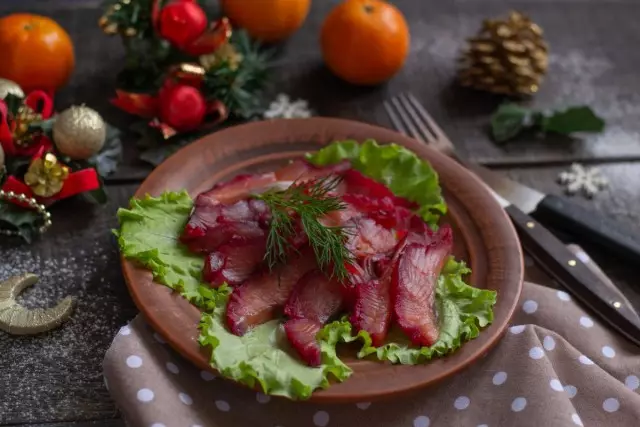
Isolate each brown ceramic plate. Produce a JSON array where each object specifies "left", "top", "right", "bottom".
[{"left": 121, "top": 117, "right": 523, "bottom": 403}]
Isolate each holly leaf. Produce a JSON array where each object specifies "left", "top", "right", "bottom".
[
  {"left": 5, "top": 156, "right": 31, "bottom": 177},
  {"left": 28, "top": 118, "right": 55, "bottom": 134},
  {"left": 0, "top": 200, "right": 41, "bottom": 243},
  {"left": 88, "top": 124, "right": 123, "bottom": 177},
  {"left": 3, "top": 94, "right": 24, "bottom": 115},
  {"left": 138, "top": 136, "right": 196, "bottom": 167},
  {"left": 490, "top": 103, "right": 533, "bottom": 143},
  {"left": 541, "top": 106, "right": 606, "bottom": 135}
]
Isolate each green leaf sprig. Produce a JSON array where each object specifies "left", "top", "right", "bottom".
[
  {"left": 490, "top": 103, "right": 605, "bottom": 143},
  {"left": 256, "top": 176, "right": 353, "bottom": 280}
]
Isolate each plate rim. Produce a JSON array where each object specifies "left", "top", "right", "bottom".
[{"left": 121, "top": 117, "right": 524, "bottom": 402}]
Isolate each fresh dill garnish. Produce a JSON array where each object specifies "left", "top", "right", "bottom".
[{"left": 256, "top": 175, "right": 353, "bottom": 280}]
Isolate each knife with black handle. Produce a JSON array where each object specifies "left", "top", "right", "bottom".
[
  {"left": 490, "top": 189, "right": 640, "bottom": 346},
  {"left": 468, "top": 164, "right": 640, "bottom": 265}
]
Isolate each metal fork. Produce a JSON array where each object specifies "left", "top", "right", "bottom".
[{"left": 383, "top": 93, "right": 458, "bottom": 159}]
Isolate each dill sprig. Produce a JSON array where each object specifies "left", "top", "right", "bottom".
[{"left": 256, "top": 176, "right": 353, "bottom": 280}]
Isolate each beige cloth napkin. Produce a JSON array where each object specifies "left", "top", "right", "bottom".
[{"left": 103, "top": 246, "right": 640, "bottom": 427}]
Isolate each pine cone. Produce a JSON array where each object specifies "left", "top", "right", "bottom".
[{"left": 458, "top": 11, "right": 549, "bottom": 96}]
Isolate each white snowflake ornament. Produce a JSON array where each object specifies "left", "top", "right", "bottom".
[
  {"left": 263, "top": 94, "right": 312, "bottom": 119},
  {"left": 558, "top": 163, "right": 608, "bottom": 198}
]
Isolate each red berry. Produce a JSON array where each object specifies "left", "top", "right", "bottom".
[
  {"left": 159, "top": 84, "right": 206, "bottom": 131},
  {"left": 159, "top": 1, "right": 208, "bottom": 48}
]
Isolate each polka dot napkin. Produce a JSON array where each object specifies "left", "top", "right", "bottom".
[{"left": 103, "top": 246, "right": 640, "bottom": 427}]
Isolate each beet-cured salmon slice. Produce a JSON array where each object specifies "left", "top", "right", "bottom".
[
  {"left": 283, "top": 318, "right": 323, "bottom": 367},
  {"left": 283, "top": 270, "right": 344, "bottom": 366},
  {"left": 350, "top": 278, "right": 392, "bottom": 347},
  {"left": 275, "top": 159, "right": 351, "bottom": 183},
  {"left": 203, "top": 237, "right": 267, "bottom": 287},
  {"left": 343, "top": 169, "right": 417, "bottom": 209},
  {"left": 284, "top": 270, "right": 344, "bottom": 323},
  {"left": 200, "top": 173, "right": 277, "bottom": 205},
  {"left": 346, "top": 218, "right": 399, "bottom": 258},
  {"left": 342, "top": 194, "right": 414, "bottom": 230},
  {"left": 181, "top": 198, "right": 270, "bottom": 253},
  {"left": 225, "top": 250, "right": 317, "bottom": 336},
  {"left": 392, "top": 225, "right": 453, "bottom": 347}
]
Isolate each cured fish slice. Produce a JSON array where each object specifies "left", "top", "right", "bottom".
[
  {"left": 283, "top": 270, "right": 344, "bottom": 366},
  {"left": 392, "top": 225, "right": 453, "bottom": 347},
  {"left": 225, "top": 249, "right": 317, "bottom": 336},
  {"left": 203, "top": 237, "right": 267, "bottom": 287}
]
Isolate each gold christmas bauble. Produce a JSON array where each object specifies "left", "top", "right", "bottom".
[
  {"left": 458, "top": 11, "right": 548, "bottom": 97},
  {"left": 0, "top": 78, "right": 24, "bottom": 100},
  {"left": 52, "top": 105, "right": 107, "bottom": 160}
]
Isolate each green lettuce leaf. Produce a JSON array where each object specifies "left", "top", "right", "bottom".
[
  {"left": 356, "top": 258, "right": 497, "bottom": 364},
  {"left": 198, "top": 293, "right": 354, "bottom": 400},
  {"left": 306, "top": 139, "right": 447, "bottom": 226},
  {"left": 113, "top": 191, "right": 224, "bottom": 309},
  {"left": 115, "top": 191, "right": 354, "bottom": 400}
]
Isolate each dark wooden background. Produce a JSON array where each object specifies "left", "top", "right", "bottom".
[{"left": 1, "top": 0, "right": 639, "bottom": 426}]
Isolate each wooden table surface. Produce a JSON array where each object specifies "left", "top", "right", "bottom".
[{"left": 1, "top": 0, "right": 639, "bottom": 426}]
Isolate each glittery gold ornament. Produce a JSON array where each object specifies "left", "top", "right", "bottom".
[
  {"left": 24, "top": 153, "right": 70, "bottom": 198},
  {"left": 458, "top": 11, "right": 549, "bottom": 96},
  {"left": 52, "top": 105, "right": 107, "bottom": 160},
  {"left": 0, "top": 78, "right": 24, "bottom": 100},
  {"left": 200, "top": 41, "right": 244, "bottom": 71},
  {"left": 0, "top": 274, "right": 74, "bottom": 335},
  {"left": 12, "top": 105, "right": 43, "bottom": 147}
]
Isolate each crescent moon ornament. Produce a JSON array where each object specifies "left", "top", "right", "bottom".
[{"left": 0, "top": 274, "right": 75, "bottom": 335}]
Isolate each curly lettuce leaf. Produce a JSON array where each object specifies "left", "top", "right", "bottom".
[
  {"left": 116, "top": 191, "right": 353, "bottom": 400},
  {"left": 356, "top": 258, "right": 496, "bottom": 364},
  {"left": 114, "top": 191, "right": 224, "bottom": 309},
  {"left": 306, "top": 139, "right": 447, "bottom": 226},
  {"left": 198, "top": 294, "right": 354, "bottom": 400}
]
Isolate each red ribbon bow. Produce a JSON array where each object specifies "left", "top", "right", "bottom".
[
  {"left": 0, "top": 90, "right": 55, "bottom": 157},
  {"left": 1, "top": 147, "right": 100, "bottom": 209}
]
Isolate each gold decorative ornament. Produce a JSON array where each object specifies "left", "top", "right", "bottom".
[
  {"left": 52, "top": 105, "right": 107, "bottom": 160},
  {"left": 24, "top": 153, "right": 70, "bottom": 198},
  {"left": 0, "top": 274, "right": 74, "bottom": 335},
  {"left": 0, "top": 189, "right": 52, "bottom": 236},
  {"left": 0, "top": 78, "right": 24, "bottom": 100},
  {"left": 458, "top": 11, "right": 549, "bottom": 96},
  {"left": 200, "top": 41, "right": 244, "bottom": 71},
  {"left": 12, "top": 105, "right": 43, "bottom": 147}
]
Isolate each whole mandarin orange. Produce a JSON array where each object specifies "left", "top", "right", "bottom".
[
  {"left": 0, "top": 14, "right": 75, "bottom": 92},
  {"left": 321, "top": 0, "right": 410, "bottom": 85},
  {"left": 221, "top": 0, "right": 311, "bottom": 43}
]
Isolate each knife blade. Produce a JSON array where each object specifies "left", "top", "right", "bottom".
[
  {"left": 467, "top": 163, "right": 640, "bottom": 265},
  {"left": 487, "top": 187, "right": 640, "bottom": 346}
]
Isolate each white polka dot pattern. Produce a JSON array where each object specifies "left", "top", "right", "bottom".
[
  {"left": 602, "top": 346, "right": 616, "bottom": 358},
  {"left": 454, "top": 396, "right": 470, "bottom": 410},
  {"left": 413, "top": 415, "right": 430, "bottom": 427},
  {"left": 603, "top": 398, "right": 620, "bottom": 412},
  {"left": 492, "top": 371, "right": 507, "bottom": 385},
  {"left": 313, "top": 410, "right": 330, "bottom": 427},
  {"left": 543, "top": 336, "right": 556, "bottom": 351},
  {"left": 522, "top": 300, "right": 538, "bottom": 314},
  {"left": 557, "top": 291, "right": 571, "bottom": 301},
  {"left": 511, "top": 397, "right": 527, "bottom": 412},
  {"left": 137, "top": 388, "right": 154, "bottom": 403},
  {"left": 126, "top": 355, "right": 142, "bottom": 368},
  {"left": 625, "top": 375, "right": 639, "bottom": 391},
  {"left": 529, "top": 347, "right": 544, "bottom": 359}
]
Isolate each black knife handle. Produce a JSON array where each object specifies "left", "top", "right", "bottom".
[
  {"left": 505, "top": 204, "right": 640, "bottom": 343},
  {"left": 532, "top": 194, "right": 640, "bottom": 264}
]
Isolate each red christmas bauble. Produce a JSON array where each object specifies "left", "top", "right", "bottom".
[
  {"left": 159, "top": 1, "right": 208, "bottom": 48},
  {"left": 159, "top": 84, "right": 206, "bottom": 131}
]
